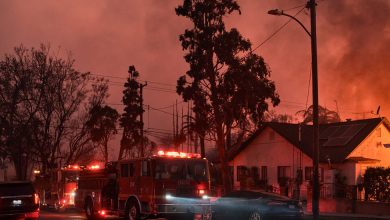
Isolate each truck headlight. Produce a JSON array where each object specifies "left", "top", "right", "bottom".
[{"left": 165, "top": 194, "right": 173, "bottom": 200}]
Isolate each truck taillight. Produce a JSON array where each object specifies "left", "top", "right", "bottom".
[
  {"left": 34, "top": 193, "right": 39, "bottom": 204},
  {"left": 98, "top": 210, "right": 106, "bottom": 216}
]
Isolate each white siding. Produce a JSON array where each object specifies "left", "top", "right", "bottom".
[{"left": 229, "top": 127, "right": 312, "bottom": 188}]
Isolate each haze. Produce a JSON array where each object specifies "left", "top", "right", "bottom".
[{"left": 1, "top": 0, "right": 389, "bottom": 142}]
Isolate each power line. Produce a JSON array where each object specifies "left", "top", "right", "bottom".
[
  {"left": 250, "top": 6, "right": 306, "bottom": 53},
  {"left": 281, "top": 3, "right": 307, "bottom": 12},
  {"left": 89, "top": 73, "right": 176, "bottom": 88}
]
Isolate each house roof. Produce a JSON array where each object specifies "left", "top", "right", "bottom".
[{"left": 228, "top": 117, "right": 390, "bottom": 163}]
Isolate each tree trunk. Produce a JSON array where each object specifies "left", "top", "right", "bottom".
[
  {"left": 226, "top": 124, "right": 232, "bottom": 150},
  {"left": 200, "top": 136, "right": 205, "bottom": 158},
  {"left": 216, "top": 124, "right": 231, "bottom": 194}
]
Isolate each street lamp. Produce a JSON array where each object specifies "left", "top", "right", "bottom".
[
  {"left": 267, "top": 9, "right": 311, "bottom": 37},
  {"left": 268, "top": 1, "right": 320, "bottom": 220}
]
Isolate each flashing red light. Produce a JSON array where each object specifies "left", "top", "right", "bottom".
[
  {"left": 156, "top": 150, "right": 201, "bottom": 158},
  {"left": 89, "top": 164, "right": 101, "bottom": 170},
  {"left": 63, "top": 164, "right": 81, "bottom": 170},
  {"left": 62, "top": 199, "right": 66, "bottom": 204},
  {"left": 198, "top": 189, "right": 205, "bottom": 195},
  {"left": 98, "top": 210, "right": 106, "bottom": 216}
]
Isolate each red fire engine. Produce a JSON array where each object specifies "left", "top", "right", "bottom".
[
  {"left": 37, "top": 164, "right": 81, "bottom": 210},
  {"left": 75, "top": 151, "right": 212, "bottom": 220}
]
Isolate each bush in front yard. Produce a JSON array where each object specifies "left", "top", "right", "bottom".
[{"left": 363, "top": 167, "right": 390, "bottom": 202}]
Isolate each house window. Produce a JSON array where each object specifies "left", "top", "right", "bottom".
[
  {"left": 260, "top": 166, "right": 268, "bottom": 181},
  {"left": 121, "top": 164, "right": 129, "bottom": 178},
  {"left": 237, "top": 166, "right": 249, "bottom": 181},
  {"left": 277, "top": 166, "right": 291, "bottom": 179},
  {"left": 305, "top": 167, "right": 324, "bottom": 182}
]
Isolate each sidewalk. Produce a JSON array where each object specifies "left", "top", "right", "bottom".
[{"left": 304, "top": 211, "right": 390, "bottom": 219}]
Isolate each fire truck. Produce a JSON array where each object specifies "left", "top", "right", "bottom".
[
  {"left": 37, "top": 164, "right": 81, "bottom": 210},
  {"left": 75, "top": 151, "right": 212, "bottom": 220}
]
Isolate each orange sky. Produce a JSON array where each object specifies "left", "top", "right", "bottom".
[{"left": 1, "top": 0, "right": 389, "bottom": 151}]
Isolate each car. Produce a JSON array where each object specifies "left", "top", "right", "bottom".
[
  {"left": 212, "top": 190, "right": 304, "bottom": 220},
  {"left": 0, "top": 181, "right": 40, "bottom": 219}
]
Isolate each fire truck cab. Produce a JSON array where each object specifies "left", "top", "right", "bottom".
[{"left": 76, "top": 151, "right": 212, "bottom": 220}]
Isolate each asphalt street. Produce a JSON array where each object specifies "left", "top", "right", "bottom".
[{"left": 38, "top": 210, "right": 390, "bottom": 220}]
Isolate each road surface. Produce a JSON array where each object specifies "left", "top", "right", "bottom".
[{"left": 38, "top": 210, "right": 389, "bottom": 220}]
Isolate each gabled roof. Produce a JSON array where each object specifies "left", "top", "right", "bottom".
[{"left": 229, "top": 117, "right": 389, "bottom": 163}]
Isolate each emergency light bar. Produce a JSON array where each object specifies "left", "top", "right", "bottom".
[
  {"left": 156, "top": 150, "right": 201, "bottom": 158},
  {"left": 62, "top": 165, "right": 81, "bottom": 170}
]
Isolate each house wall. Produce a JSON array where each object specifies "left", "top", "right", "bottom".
[
  {"left": 229, "top": 127, "right": 313, "bottom": 190},
  {"left": 349, "top": 122, "right": 390, "bottom": 167},
  {"left": 331, "top": 162, "right": 356, "bottom": 185},
  {"left": 347, "top": 122, "right": 390, "bottom": 183}
]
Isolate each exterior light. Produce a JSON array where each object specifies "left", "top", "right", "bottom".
[{"left": 268, "top": 9, "right": 283, "bottom": 16}]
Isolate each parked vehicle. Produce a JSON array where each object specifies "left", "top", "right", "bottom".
[
  {"left": 0, "top": 181, "right": 40, "bottom": 219},
  {"left": 213, "top": 190, "right": 303, "bottom": 220}
]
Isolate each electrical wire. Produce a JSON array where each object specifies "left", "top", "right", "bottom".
[{"left": 250, "top": 6, "right": 306, "bottom": 54}]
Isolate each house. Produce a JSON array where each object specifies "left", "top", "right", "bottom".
[{"left": 228, "top": 117, "right": 390, "bottom": 200}]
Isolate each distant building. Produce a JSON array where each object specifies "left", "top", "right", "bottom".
[{"left": 228, "top": 117, "right": 390, "bottom": 200}]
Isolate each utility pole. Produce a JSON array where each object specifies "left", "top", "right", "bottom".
[
  {"left": 308, "top": 0, "right": 320, "bottom": 219},
  {"left": 268, "top": 3, "right": 320, "bottom": 217},
  {"left": 139, "top": 81, "right": 147, "bottom": 158}
]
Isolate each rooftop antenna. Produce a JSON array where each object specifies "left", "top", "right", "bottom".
[
  {"left": 376, "top": 105, "right": 381, "bottom": 117},
  {"left": 371, "top": 105, "right": 381, "bottom": 118}
]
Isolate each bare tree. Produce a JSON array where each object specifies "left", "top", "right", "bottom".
[{"left": 0, "top": 44, "right": 108, "bottom": 179}]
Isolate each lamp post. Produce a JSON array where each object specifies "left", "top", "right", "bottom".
[{"left": 268, "top": 1, "right": 320, "bottom": 219}]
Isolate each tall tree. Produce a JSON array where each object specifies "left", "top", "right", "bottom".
[
  {"left": 86, "top": 105, "right": 119, "bottom": 163},
  {"left": 118, "top": 66, "right": 143, "bottom": 159},
  {"left": 296, "top": 105, "right": 341, "bottom": 124},
  {"left": 176, "top": 0, "right": 280, "bottom": 192}
]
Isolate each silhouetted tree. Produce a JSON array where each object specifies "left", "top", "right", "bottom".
[
  {"left": 263, "top": 110, "right": 294, "bottom": 123},
  {"left": 0, "top": 44, "right": 106, "bottom": 179},
  {"left": 296, "top": 105, "right": 341, "bottom": 124},
  {"left": 64, "top": 79, "right": 110, "bottom": 165},
  {"left": 86, "top": 105, "right": 119, "bottom": 163},
  {"left": 176, "top": 0, "right": 280, "bottom": 192},
  {"left": 118, "top": 66, "right": 143, "bottom": 159}
]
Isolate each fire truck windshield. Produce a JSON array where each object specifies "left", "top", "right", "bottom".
[
  {"left": 155, "top": 159, "right": 208, "bottom": 182},
  {"left": 63, "top": 170, "right": 79, "bottom": 182}
]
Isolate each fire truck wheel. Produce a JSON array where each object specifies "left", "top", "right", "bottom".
[
  {"left": 85, "top": 199, "right": 96, "bottom": 220},
  {"left": 126, "top": 200, "right": 140, "bottom": 220}
]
